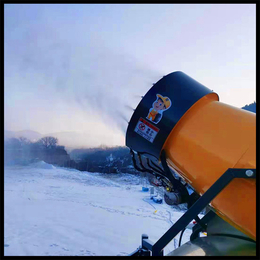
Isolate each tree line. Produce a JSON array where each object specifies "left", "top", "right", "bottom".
[
  {"left": 69, "top": 146, "right": 137, "bottom": 173},
  {"left": 4, "top": 136, "right": 73, "bottom": 167},
  {"left": 4, "top": 136, "right": 139, "bottom": 175}
]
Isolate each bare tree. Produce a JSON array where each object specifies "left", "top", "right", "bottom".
[
  {"left": 18, "top": 137, "right": 31, "bottom": 146},
  {"left": 37, "top": 136, "right": 58, "bottom": 149}
]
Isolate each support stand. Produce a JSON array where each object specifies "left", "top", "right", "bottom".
[{"left": 128, "top": 168, "right": 256, "bottom": 256}]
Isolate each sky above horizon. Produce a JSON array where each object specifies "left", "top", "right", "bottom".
[{"left": 4, "top": 4, "right": 256, "bottom": 147}]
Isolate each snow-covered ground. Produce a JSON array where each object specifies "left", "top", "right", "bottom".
[{"left": 4, "top": 161, "right": 196, "bottom": 256}]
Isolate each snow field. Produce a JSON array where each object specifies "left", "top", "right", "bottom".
[{"left": 4, "top": 162, "right": 194, "bottom": 256}]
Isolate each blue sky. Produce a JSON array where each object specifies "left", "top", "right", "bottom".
[{"left": 4, "top": 4, "right": 256, "bottom": 147}]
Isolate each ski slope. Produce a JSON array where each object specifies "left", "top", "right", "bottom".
[{"left": 4, "top": 161, "right": 195, "bottom": 256}]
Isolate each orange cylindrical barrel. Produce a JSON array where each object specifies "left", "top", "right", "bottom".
[{"left": 162, "top": 93, "right": 256, "bottom": 240}]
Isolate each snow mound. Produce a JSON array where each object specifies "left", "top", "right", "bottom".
[{"left": 31, "top": 161, "right": 56, "bottom": 169}]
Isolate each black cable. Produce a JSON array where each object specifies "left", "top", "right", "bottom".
[
  {"left": 178, "top": 228, "right": 186, "bottom": 247},
  {"left": 130, "top": 149, "right": 168, "bottom": 178},
  {"left": 135, "top": 151, "right": 160, "bottom": 161},
  {"left": 137, "top": 153, "right": 154, "bottom": 174},
  {"left": 130, "top": 150, "right": 167, "bottom": 182},
  {"left": 150, "top": 159, "right": 165, "bottom": 174},
  {"left": 130, "top": 149, "right": 147, "bottom": 173},
  {"left": 139, "top": 154, "right": 174, "bottom": 188},
  {"left": 146, "top": 158, "right": 165, "bottom": 175}
]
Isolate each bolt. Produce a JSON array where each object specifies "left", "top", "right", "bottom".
[{"left": 245, "top": 170, "right": 254, "bottom": 177}]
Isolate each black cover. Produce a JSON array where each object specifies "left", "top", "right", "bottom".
[{"left": 125, "top": 71, "right": 218, "bottom": 160}]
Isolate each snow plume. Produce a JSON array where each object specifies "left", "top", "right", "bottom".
[
  {"left": 5, "top": 21, "right": 162, "bottom": 141},
  {"left": 63, "top": 46, "right": 161, "bottom": 134}
]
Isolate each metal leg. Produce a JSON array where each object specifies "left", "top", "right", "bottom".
[{"left": 128, "top": 168, "right": 255, "bottom": 256}]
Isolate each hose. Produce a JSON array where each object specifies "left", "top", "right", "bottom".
[{"left": 178, "top": 228, "right": 187, "bottom": 247}]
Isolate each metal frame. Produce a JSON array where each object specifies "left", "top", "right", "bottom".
[{"left": 128, "top": 167, "right": 256, "bottom": 256}]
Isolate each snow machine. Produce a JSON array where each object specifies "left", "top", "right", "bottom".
[{"left": 126, "top": 71, "right": 256, "bottom": 256}]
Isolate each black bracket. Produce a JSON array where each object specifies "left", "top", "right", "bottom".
[
  {"left": 189, "top": 209, "right": 216, "bottom": 242},
  {"left": 128, "top": 167, "right": 256, "bottom": 256},
  {"left": 129, "top": 149, "right": 172, "bottom": 187}
]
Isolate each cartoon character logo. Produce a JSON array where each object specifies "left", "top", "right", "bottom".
[{"left": 146, "top": 94, "right": 171, "bottom": 124}]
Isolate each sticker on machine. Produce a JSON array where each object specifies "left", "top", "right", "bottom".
[
  {"left": 146, "top": 94, "right": 172, "bottom": 124},
  {"left": 134, "top": 117, "right": 159, "bottom": 143}
]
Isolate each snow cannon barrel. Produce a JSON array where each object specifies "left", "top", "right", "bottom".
[{"left": 125, "top": 71, "right": 256, "bottom": 240}]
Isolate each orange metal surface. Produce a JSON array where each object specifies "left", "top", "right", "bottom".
[{"left": 162, "top": 93, "right": 256, "bottom": 240}]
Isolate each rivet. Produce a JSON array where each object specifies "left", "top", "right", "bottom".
[{"left": 245, "top": 170, "right": 254, "bottom": 177}]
